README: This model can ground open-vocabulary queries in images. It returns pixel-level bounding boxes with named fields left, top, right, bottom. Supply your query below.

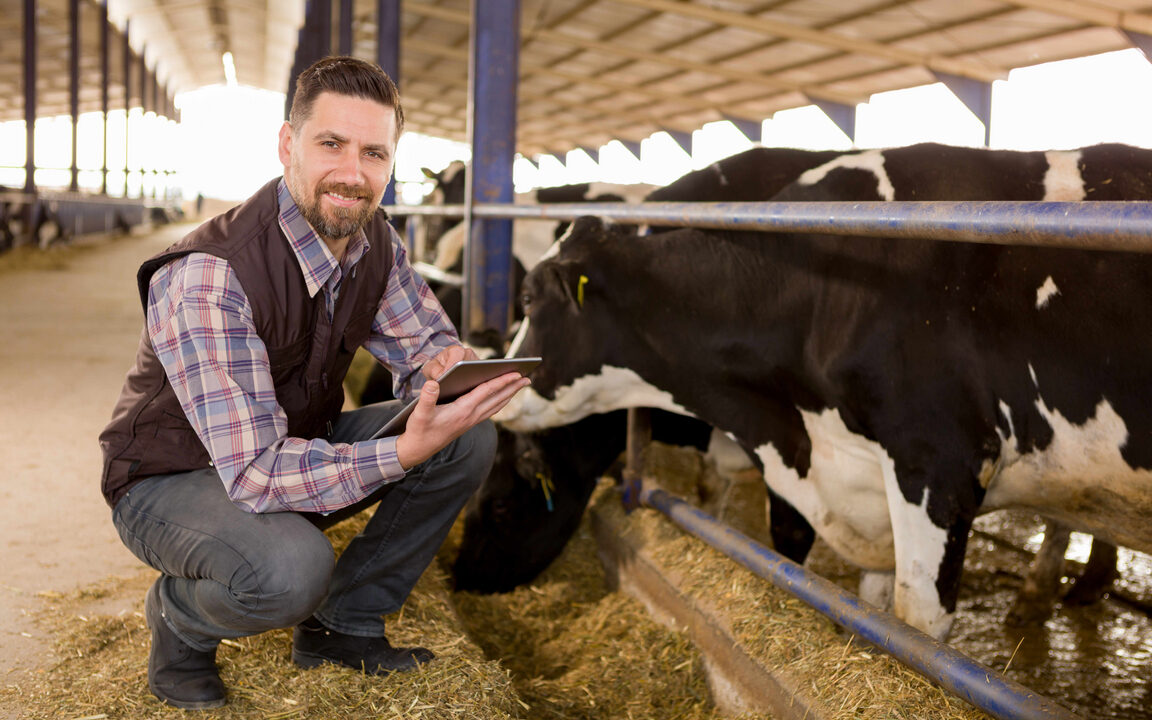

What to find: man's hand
left=394, top=370, right=530, bottom=469
left=420, top=345, right=478, bottom=382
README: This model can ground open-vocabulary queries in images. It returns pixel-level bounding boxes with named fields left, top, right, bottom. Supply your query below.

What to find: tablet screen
left=369, top=357, right=541, bottom=439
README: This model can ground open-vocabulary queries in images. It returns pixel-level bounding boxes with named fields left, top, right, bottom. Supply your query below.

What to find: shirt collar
left=276, top=178, right=370, bottom=297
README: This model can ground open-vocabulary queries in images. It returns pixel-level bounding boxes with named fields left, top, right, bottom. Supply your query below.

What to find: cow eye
left=520, top=293, right=532, bottom=311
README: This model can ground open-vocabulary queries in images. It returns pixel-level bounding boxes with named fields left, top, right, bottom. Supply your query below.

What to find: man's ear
left=277, top=122, right=293, bottom=167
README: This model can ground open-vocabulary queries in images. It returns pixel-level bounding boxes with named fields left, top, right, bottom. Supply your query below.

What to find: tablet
left=369, top=357, right=542, bottom=439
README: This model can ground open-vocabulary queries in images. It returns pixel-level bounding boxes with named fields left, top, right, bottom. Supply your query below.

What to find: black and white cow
left=451, top=146, right=878, bottom=590
left=497, top=142, right=1152, bottom=638
left=413, top=160, right=655, bottom=270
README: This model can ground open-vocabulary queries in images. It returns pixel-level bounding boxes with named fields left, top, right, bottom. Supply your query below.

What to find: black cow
left=453, top=410, right=712, bottom=592
left=498, top=142, right=1152, bottom=638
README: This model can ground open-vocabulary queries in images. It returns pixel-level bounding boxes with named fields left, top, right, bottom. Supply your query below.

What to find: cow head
left=497, top=217, right=690, bottom=431
left=412, top=161, right=469, bottom=264
left=453, top=416, right=627, bottom=592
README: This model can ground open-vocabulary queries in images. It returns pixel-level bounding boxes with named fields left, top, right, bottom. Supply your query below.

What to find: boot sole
left=149, top=683, right=228, bottom=710
left=291, top=649, right=334, bottom=670
left=292, top=648, right=409, bottom=675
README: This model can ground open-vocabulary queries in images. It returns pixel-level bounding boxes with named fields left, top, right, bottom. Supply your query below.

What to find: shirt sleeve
left=146, top=252, right=407, bottom=514
left=364, top=232, right=461, bottom=399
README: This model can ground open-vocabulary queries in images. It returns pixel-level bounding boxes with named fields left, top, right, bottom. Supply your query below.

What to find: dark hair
left=289, top=56, right=404, bottom=134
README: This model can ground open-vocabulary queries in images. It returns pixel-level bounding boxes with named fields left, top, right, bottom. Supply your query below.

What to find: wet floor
left=808, top=510, right=1152, bottom=719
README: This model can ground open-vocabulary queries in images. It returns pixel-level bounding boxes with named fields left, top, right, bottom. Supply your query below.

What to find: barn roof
left=4, top=0, right=1152, bottom=159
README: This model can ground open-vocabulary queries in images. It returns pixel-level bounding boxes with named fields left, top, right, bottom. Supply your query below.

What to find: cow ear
left=550, top=264, right=591, bottom=311
left=421, top=167, right=437, bottom=179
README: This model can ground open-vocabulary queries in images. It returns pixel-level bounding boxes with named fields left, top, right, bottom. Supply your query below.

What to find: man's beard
left=295, top=178, right=377, bottom=243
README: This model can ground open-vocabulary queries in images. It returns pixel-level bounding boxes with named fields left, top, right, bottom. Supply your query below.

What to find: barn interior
left=3, top=2, right=1152, bottom=719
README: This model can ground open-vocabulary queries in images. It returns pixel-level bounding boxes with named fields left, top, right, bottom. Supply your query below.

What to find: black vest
left=99, top=178, right=395, bottom=508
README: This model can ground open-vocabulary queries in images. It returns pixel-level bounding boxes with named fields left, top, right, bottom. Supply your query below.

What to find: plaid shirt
left=145, top=180, right=458, bottom=514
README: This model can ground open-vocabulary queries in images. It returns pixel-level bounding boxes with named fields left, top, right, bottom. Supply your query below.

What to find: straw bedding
left=3, top=416, right=992, bottom=719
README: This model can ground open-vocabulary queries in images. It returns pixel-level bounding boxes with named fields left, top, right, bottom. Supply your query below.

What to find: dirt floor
left=0, top=225, right=187, bottom=718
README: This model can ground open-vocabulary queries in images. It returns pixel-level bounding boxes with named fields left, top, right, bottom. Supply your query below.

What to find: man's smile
left=324, top=190, right=366, bottom=208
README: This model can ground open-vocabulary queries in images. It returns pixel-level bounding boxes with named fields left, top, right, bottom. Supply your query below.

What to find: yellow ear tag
left=536, top=472, right=555, bottom=512
left=577, top=274, right=589, bottom=307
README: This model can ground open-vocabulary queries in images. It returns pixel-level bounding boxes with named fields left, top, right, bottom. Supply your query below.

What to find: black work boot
left=145, top=582, right=226, bottom=709
left=292, top=616, right=435, bottom=675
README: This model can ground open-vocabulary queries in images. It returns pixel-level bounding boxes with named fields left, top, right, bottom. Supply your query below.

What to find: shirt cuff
left=354, top=435, right=408, bottom=486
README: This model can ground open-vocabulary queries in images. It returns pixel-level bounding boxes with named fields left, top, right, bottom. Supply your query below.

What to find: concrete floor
left=0, top=225, right=189, bottom=689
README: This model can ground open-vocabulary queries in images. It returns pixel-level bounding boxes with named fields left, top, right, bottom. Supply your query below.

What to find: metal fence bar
left=639, top=484, right=1081, bottom=720
left=387, top=201, right=1152, bottom=253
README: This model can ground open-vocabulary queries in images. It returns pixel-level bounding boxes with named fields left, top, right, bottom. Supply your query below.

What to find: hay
left=3, top=435, right=997, bottom=719
left=3, top=513, right=521, bottom=720
left=446, top=517, right=731, bottom=720
left=612, top=442, right=992, bottom=720
left=0, top=244, right=80, bottom=274
left=4, top=500, right=738, bottom=720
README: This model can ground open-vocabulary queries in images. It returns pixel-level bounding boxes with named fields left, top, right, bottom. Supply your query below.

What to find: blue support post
left=123, top=21, right=131, bottom=197
left=100, top=1, right=110, bottom=195
left=339, top=0, right=353, bottom=55
left=812, top=99, right=856, bottom=142
left=69, top=0, right=81, bottom=193
left=619, top=139, right=643, bottom=161
left=315, top=0, right=333, bottom=58
left=23, top=0, right=36, bottom=199
left=465, top=0, right=520, bottom=336
left=662, top=127, right=693, bottom=156
left=377, top=0, right=401, bottom=208
left=1124, top=29, right=1152, bottom=62
left=723, top=113, right=763, bottom=144
left=934, top=71, right=992, bottom=147
left=579, top=145, right=600, bottom=164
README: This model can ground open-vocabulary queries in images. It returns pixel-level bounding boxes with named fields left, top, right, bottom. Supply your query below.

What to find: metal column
left=315, top=0, right=333, bottom=58
left=100, top=1, right=110, bottom=195
left=377, top=0, right=400, bottom=208
left=23, top=0, right=37, bottom=201
left=139, top=49, right=148, bottom=196
left=339, top=0, right=353, bottom=55
left=123, top=21, right=131, bottom=198
left=69, top=0, right=80, bottom=192
left=465, top=0, right=520, bottom=337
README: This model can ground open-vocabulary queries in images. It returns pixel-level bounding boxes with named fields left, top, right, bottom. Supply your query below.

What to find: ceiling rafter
left=995, top=0, right=1152, bottom=35
left=614, top=0, right=1006, bottom=82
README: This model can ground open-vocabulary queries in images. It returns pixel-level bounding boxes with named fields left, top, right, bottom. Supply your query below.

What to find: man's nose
left=331, top=150, right=364, bottom=183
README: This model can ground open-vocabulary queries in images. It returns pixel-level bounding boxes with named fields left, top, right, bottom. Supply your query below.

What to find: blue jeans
left=112, top=402, right=495, bottom=652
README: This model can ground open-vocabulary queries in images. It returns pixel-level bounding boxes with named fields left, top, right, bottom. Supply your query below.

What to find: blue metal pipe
left=465, top=0, right=519, bottom=336
left=639, top=486, right=1081, bottom=720
left=386, top=200, right=1152, bottom=253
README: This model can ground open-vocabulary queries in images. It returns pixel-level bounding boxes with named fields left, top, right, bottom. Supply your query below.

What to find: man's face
left=278, top=91, right=399, bottom=244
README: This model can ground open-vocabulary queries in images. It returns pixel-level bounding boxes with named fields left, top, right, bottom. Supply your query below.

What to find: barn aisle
left=0, top=224, right=193, bottom=684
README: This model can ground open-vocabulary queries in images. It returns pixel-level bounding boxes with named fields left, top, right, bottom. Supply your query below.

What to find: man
left=98, top=56, right=529, bottom=710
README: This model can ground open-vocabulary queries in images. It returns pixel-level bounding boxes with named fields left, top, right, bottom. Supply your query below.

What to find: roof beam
left=403, top=0, right=864, bottom=104
left=612, top=0, right=1006, bottom=83
left=527, top=26, right=864, bottom=105
left=994, top=0, right=1152, bottom=37
left=403, top=37, right=792, bottom=131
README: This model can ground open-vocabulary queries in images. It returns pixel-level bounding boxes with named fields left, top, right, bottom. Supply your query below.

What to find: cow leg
left=1064, top=538, right=1118, bottom=606
left=1006, top=521, right=1072, bottom=626
left=767, top=488, right=815, bottom=562
left=880, top=458, right=974, bottom=639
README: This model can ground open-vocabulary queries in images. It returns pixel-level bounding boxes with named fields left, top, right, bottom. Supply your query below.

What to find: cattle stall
left=390, top=196, right=1152, bottom=719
